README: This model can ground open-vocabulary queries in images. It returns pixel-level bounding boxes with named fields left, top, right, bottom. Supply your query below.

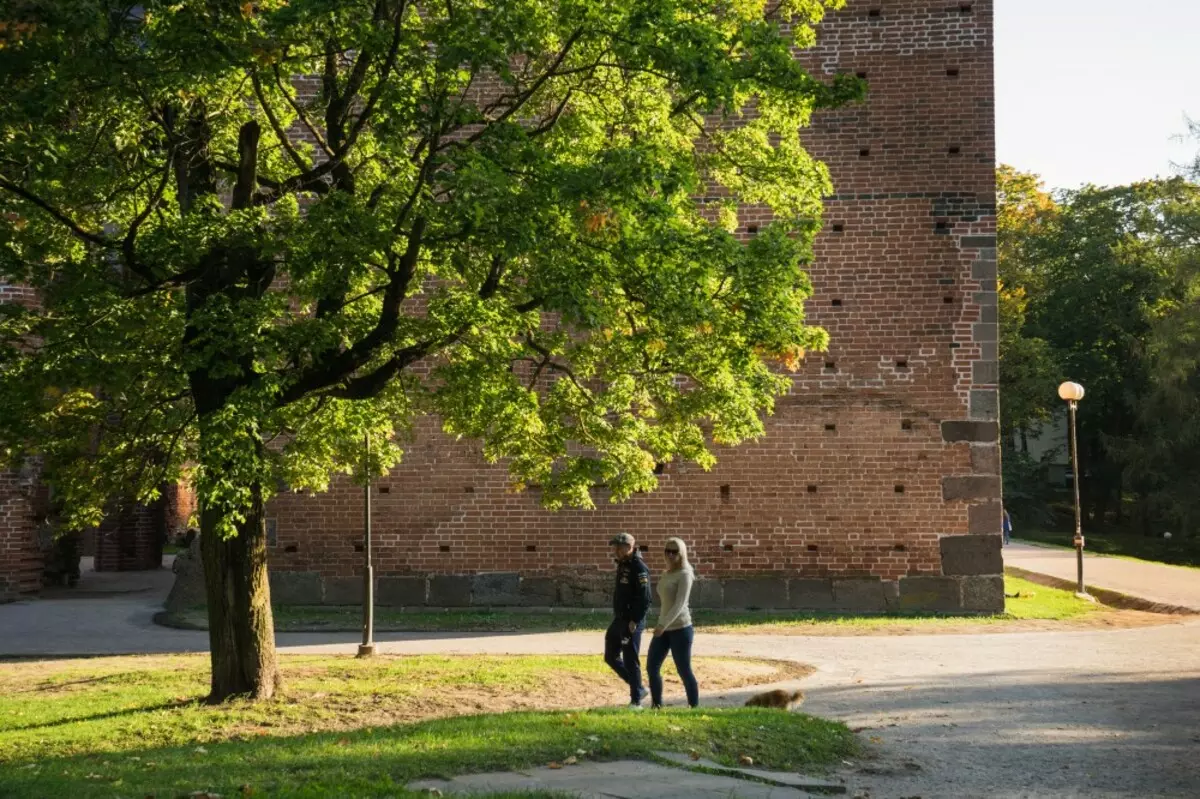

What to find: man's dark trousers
left=604, top=617, right=645, bottom=703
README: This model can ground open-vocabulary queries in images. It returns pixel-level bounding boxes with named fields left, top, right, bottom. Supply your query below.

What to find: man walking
left=605, top=532, right=652, bottom=708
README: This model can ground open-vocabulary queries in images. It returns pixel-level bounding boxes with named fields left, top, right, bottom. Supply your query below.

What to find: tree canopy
left=997, top=164, right=1200, bottom=532
left=0, top=0, right=860, bottom=698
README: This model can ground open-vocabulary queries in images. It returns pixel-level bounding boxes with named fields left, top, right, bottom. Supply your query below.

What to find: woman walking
left=647, top=537, right=700, bottom=708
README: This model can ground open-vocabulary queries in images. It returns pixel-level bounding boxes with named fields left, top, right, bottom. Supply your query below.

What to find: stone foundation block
left=429, top=575, right=472, bottom=607
left=517, top=577, right=559, bottom=606
left=723, top=577, right=788, bottom=610
left=691, top=578, right=724, bottom=609
left=942, top=475, right=1002, bottom=501
left=882, top=580, right=900, bottom=610
left=962, top=575, right=1005, bottom=612
left=472, top=572, right=521, bottom=606
left=268, top=570, right=321, bottom=606
left=832, top=578, right=887, bottom=612
left=898, top=576, right=962, bottom=612
left=377, top=576, right=427, bottom=606
left=968, top=501, right=1003, bottom=533
left=786, top=578, right=835, bottom=610
left=322, top=576, right=364, bottom=605
left=940, top=534, right=1002, bottom=576
left=941, top=421, right=998, bottom=443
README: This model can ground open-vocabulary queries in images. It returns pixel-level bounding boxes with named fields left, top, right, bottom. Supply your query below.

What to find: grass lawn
left=1015, top=529, right=1200, bottom=569
left=0, top=654, right=853, bottom=799
left=163, top=574, right=1102, bottom=635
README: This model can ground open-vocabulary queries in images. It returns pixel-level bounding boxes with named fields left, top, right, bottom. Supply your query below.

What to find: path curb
left=1006, top=566, right=1200, bottom=616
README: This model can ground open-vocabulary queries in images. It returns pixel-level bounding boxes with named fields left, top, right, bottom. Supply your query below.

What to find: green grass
left=163, top=574, right=1100, bottom=635
left=1016, top=529, right=1200, bottom=569
left=0, top=655, right=854, bottom=799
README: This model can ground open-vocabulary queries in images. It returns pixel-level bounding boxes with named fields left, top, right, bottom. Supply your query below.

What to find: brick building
left=263, top=0, right=1003, bottom=612
left=3, top=0, right=1001, bottom=610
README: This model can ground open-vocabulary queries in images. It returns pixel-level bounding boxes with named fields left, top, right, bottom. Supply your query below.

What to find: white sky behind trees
left=995, top=0, right=1200, bottom=190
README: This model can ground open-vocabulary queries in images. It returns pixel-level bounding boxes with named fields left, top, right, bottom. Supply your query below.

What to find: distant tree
left=0, top=1, right=860, bottom=700
left=996, top=165, right=1060, bottom=452
left=1024, top=180, right=1193, bottom=525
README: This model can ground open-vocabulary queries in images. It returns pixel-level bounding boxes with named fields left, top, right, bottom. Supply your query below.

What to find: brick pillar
left=0, top=468, right=43, bottom=602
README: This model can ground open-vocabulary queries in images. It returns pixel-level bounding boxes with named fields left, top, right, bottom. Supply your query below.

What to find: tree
left=996, top=165, right=1059, bottom=451
left=1024, top=180, right=1192, bottom=525
left=1113, top=182, right=1200, bottom=536
left=0, top=1, right=861, bottom=700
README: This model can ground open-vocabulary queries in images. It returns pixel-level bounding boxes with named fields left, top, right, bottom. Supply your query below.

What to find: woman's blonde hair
left=665, top=536, right=693, bottom=573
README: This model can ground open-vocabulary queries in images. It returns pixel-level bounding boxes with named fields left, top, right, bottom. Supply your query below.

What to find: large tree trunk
left=200, top=480, right=280, bottom=702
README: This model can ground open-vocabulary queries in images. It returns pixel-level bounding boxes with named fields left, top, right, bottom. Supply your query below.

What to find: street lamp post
left=358, top=432, right=376, bottom=658
left=1058, top=381, right=1092, bottom=601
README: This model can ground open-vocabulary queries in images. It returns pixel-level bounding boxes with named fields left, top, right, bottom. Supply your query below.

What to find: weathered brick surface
left=264, top=0, right=1001, bottom=613
left=0, top=466, right=41, bottom=603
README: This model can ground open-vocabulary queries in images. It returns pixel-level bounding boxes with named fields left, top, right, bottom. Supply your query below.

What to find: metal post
left=358, top=432, right=376, bottom=657
left=1068, top=400, right=1088, bottom=598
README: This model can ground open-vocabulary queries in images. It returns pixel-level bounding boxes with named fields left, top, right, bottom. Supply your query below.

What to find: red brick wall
left=266, top=0, right=1002, bottom=611
left=0, top=467, right=42, bottom=602
left=94, top=498, right=166, bottom=572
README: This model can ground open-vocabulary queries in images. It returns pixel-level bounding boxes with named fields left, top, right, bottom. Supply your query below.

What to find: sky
left=995, top=0, right=1200, bottom=191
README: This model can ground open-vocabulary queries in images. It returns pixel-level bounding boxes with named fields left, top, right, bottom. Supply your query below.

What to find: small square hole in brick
left=720, top=484, right=731, bottom=502
left=831, top=298, right=843, bottom=307
left=859, top=147, right=871, bottom=158
left=895, top=359, right=909, bottom=369
left=439, top=544, right=451, bottom=552
left=895, top=485, right=905, bottom=494
left=354, top=543, right=364, bottom=552
left=807, top=544, right=819, bottom=552
left=894, top=543, right=907, bottom=552
left=526, top=544, right=538, bottom=552
left=824, top=423, right=837, bottom=432
left=948, top=145, right=961, bottom=155
left=946, top=67, right=960, bottom=78
left=901, top=419, right=914, bottom=431
left=723, top=543, right=735, bottom=552
left=807, top=484, right=818, bottom=494
left=284, top=544, right=298, bottom=553
left=832, top=222, right=845, bottom=233
left=747, top=225, right=759, bottom=235
left=378, top=485, right=390, bottom=494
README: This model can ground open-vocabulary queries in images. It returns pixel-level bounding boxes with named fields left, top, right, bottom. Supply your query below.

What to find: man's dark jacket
left=613, top=551, right=652, bottom=624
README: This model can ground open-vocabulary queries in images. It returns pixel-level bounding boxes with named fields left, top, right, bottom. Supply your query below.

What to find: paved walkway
left=3, top=576, right=1200, bottom=797
left=1005, top=540, right=1200, bottom=612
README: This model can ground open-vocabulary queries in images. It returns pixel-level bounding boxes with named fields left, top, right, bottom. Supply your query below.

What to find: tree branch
left=251, top=73, right=309, bottom=172
left=231, top=121, right=262, bottom=210
left=0, top=177, right=111, bottom=248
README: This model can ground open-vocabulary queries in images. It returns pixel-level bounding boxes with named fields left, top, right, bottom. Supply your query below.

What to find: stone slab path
left=1005, top=540, right=1200, bottom=612
left=410, top=760, right=832, bottom=799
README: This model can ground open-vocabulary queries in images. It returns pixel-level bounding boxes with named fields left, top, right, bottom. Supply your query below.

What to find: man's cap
left=608, top=532, right=635, bottom=546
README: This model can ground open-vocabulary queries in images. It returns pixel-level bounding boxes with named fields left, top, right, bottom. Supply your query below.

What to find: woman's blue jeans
left=647, top=625, right=699, bottom=708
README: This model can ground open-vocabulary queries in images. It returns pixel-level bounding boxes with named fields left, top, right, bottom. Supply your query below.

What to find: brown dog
left=744, top=688, right=805, bottom=710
